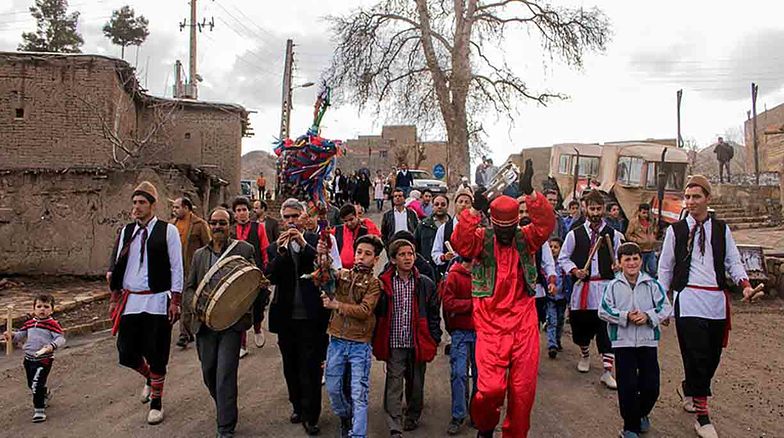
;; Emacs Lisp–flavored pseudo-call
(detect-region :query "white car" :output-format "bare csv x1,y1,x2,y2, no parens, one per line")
409,169,448,194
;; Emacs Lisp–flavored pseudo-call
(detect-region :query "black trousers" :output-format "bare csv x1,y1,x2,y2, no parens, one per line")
615,347,660,433
675,315,726,397
251,288,270,332
24,358,53,409
197,326,242,435
277,319,327,424
570,309,612,354
535,297,547,324
117,313,172,375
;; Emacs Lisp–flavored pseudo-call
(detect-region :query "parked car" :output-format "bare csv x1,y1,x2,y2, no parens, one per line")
409,169,448,194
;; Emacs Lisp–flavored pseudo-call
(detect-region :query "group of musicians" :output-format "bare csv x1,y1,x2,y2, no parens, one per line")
108,168,757,438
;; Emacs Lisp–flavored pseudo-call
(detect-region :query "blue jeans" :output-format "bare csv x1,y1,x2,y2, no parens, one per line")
449,329,477,420
546,299,567,349
642,251,658,278
325,338,372,438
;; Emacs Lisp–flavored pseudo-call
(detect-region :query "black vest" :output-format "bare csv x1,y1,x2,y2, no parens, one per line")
237,222,263,268
535,247,547,287
671,218,728,292
334,225,368,253
444,219,454,244
110,219,172,292
570,225,615,281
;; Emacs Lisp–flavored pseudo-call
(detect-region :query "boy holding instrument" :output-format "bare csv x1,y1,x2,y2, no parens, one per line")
558,190,622,389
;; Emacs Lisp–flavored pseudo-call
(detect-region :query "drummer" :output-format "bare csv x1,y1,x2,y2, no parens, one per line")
186,207,258,438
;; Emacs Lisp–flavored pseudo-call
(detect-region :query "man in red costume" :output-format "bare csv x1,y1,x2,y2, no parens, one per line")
452,160,555,437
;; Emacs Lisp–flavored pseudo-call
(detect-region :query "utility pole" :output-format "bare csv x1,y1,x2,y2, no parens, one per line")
676,89,683,148
752,82,760,185
279,39,294,140
177,0,214,99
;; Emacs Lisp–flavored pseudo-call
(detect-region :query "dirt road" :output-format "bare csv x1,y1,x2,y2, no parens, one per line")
0,298,782,438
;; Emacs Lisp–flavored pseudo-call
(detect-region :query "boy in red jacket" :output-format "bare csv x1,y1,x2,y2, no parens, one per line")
441,257,477,435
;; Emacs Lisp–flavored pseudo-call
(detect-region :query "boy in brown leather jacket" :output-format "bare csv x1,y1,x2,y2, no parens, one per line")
317,234,384,438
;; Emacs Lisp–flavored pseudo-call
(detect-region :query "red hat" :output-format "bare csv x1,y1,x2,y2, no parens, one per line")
490,195,519,227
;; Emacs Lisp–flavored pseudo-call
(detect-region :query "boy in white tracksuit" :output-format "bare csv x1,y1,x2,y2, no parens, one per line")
599,242,672,438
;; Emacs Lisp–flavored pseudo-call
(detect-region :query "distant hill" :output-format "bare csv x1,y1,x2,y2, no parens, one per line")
241,150,277,190
692,142,746,177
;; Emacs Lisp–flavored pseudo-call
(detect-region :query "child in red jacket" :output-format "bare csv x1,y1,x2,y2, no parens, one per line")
441,258,477,435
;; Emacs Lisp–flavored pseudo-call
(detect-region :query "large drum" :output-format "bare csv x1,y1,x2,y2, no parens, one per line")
192,255,268,331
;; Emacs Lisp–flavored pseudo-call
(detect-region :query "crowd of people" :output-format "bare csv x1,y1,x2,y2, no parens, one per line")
1,165,763,438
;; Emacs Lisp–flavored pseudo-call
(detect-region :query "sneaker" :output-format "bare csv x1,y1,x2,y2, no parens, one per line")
618,430,639,438
289,411,302,424
548,347,558,359
339,417,351,438
445,343,451,356
557,341,563,352
677,387,696,413
253,330,266,348
176,335,189,348
577,356,590,373
447,417,464,435
476,430,494,438
238,348,248,359
302,421,320,436
32,409,46,423
600,371,617,390
147,408,164,425
694,421,719,438
140,383,152,404
403,419,419,431
640,416,651,433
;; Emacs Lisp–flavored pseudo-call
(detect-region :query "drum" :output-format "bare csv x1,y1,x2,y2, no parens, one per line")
192,255,268,331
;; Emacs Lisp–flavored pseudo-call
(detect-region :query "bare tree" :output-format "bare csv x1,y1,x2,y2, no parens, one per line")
327,0,610,183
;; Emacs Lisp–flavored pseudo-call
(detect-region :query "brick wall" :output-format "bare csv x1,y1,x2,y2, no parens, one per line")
745,102,784,173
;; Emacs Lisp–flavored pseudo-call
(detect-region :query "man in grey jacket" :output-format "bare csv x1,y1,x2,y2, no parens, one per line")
599,242,672,438
187,207,258,438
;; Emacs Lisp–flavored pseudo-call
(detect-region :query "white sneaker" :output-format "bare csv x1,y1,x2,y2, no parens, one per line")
140,384,152,404
600,371,617,390
694,421,719,438
577,356,590,373
239,348,248,359
253,330,266,348
32,409,46,423
147,408,164,425
678,387,697,413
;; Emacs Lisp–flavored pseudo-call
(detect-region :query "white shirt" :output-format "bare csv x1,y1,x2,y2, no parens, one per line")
291,233,342,270
658,216,748,319
534,242,557,298
559,220,622,310
117,217,184,316
432,216,459,266
393,208,409,233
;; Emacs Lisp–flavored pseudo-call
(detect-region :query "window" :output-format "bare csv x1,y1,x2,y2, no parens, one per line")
645,162,686,191
379,150,388,159
616,156,644,186
558,154,571,174
184,132,191,139
14,108,24,119
558,154,599,177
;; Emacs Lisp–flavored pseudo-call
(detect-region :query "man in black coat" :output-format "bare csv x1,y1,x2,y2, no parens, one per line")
381,188,419,247
264,198,329,436
395,163,414,196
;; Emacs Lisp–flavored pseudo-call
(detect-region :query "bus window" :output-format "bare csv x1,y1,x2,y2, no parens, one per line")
558,154,599,177
617,156,644,186
645,162,686,190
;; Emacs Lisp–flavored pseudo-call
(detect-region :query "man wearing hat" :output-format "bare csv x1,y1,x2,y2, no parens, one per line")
431,186,474,279
107,181,183,425
451,160,555,437
658,174,760,438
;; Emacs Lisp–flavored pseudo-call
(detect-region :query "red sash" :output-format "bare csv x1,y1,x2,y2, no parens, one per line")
579,276,603,310
686,284,731,347
111,289,154,336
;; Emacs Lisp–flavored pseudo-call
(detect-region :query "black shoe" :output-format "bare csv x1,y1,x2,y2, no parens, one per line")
302,421,320,435
548,347,558,359
445,343,451,356
289,411,302,424
403,419,419,431
557,342,563,352
339,417,351,438
176,335,188,348
447,417,464,435
477,430,494,438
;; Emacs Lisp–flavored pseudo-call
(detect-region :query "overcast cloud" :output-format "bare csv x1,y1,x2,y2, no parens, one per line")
1,0,783,167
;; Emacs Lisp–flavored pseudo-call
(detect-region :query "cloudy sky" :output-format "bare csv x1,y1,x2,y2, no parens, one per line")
2,0,783,167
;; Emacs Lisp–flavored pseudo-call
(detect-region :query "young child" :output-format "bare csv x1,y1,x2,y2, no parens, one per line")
440,257,477,435
3,294,66,423
598,242,672,438
318,234,384,438
545,237,571,359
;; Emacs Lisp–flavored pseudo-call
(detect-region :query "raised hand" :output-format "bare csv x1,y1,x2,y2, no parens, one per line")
519,159,534,195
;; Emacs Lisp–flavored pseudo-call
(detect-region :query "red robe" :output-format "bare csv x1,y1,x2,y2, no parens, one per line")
452,192,554,437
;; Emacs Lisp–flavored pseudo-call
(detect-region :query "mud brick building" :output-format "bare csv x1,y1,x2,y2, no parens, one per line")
745,102,784,173
342,125,469,186
0,52,251,275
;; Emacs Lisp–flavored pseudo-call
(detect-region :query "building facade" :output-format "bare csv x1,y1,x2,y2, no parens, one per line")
745,102,784,173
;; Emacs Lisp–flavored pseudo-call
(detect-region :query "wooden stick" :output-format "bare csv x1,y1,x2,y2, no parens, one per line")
582,237,604,271
604,234,616,265
444,241,455,255
6,305,13,356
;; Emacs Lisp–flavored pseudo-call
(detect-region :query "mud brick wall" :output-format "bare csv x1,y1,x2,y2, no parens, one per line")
0,168,199,276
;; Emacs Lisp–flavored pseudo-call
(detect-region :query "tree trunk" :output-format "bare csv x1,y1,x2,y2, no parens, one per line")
445,108,470,187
